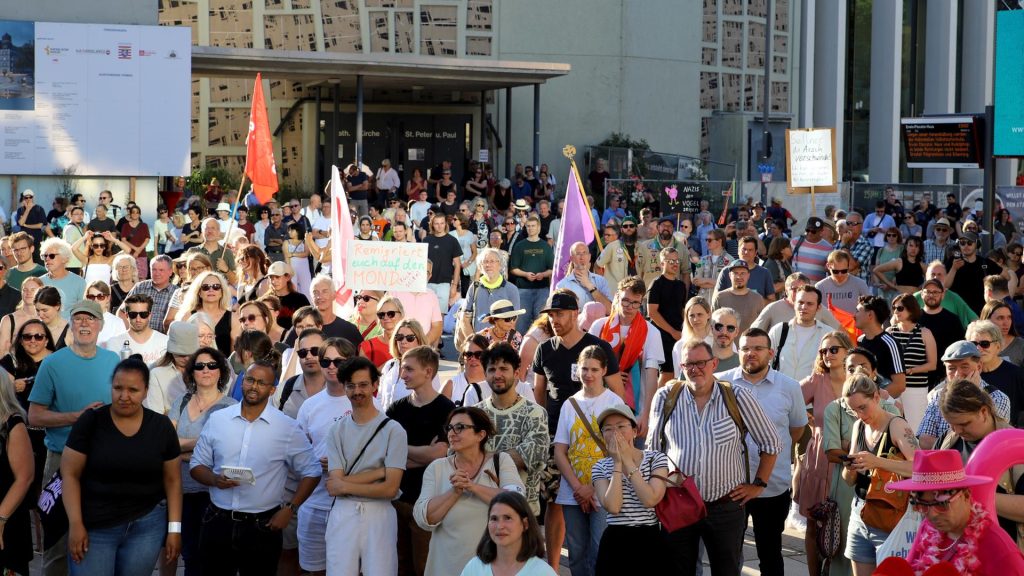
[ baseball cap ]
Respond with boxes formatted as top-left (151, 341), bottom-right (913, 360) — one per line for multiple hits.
top-left (941, 340), bottom-right (981, 362)
top-left (726, 259), bottom-right (749, 271)
top-left (540, 291), bottom-right (580, 314)
top-left (596, 404), bottom-right (637, 430)
top-left (658, 217), bottom-right (675, 226)
top-left (166, 322), bottom-right (200, 356)
top-left (499, 178), bottom-right (511, 189)
top-left (922, 278), bottom-right (944, 291)
top-left (960, 231), bottom-right (980, 243)
top-left (22, 189), bottom-right (34, 198)
top-left (805, 217), bottom-right (825, 231)
top-left (621, 216), bottom-right (637, 226)
top-left (267, 261), bottom-right (293, 277)
top-left (70, 300), bottom-right (103, 320)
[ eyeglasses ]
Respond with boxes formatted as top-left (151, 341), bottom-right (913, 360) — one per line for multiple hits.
top-left (621, 224), bottom-right (636, 229)
top-left (619, 299), bottom-right (643, 309)
top-left (444, 423), bottom-right (477, 434)
top-left (713, 322), bottom-right (736, 333)
top-left (376, 310), bottom-right (400, 320)
top-left (296, 347), bottom-right (318, 358)
top-left (819, 346), bottom-right (844, 356)
top-left (242, 375), bottom-right (274, 387)
top-left (200, 284), bottom-right (222, 292)
top-left (395, 333), bottom-right (417, 343)
top-left (85, 293), bottom-right (108, 301)
top-left (681, 358), bottom-right (712, 371)
top-left (463, 350), bottom-right (483, 360)
top-left (193, 361), bottom-right (219, 371)
top-left (663, 259), bottom-right (680, 265)
top-left (20, 333), bottom-right (46, 342)
top-left (934, 227), bottom-right (950, 232)
top-left (356, 294), bottom-right (379, 303)
top-left (970, 340), bottom-right (994, 349)
top-left (893, 305), bottom-right (905, 312)
top-left (127, 311), bottom-right (151, 319)
top-left (830, 269), bottom-right (849, 275)
top-left (909, 490), bottom-right (961, 513)
top-left (319, 358), bottom-right (346, 369)
top-left (240, 314), bottom-right (261, 324)
top-left (43, 254), bottom-right (58, 260)
top-left (885, 233), bottom-right (898, 238)
top-left (847, 221), bottom-right (863, 226)
top-left (958, 238), bottom-right (975, 246)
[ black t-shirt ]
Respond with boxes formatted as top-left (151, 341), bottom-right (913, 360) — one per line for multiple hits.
top-left (918, 308), bottom-right (965, 388)
top-left (283, 316), bottom-right (364, 348)
top-left (944, 257), bottom-right (1001, 314)
top-left (276, 291), bottom-right (311, 331)
top-left (0, 354), bottom-right (41, 411)
top-left (64, 406), bottom-right (180, 530)
top-left (86, 217), bottom-right (117, 236)
top-left (531, 333), bottom-right (621, 431)
top-left (0, 284), bottom-right (19, 318)
top-left (181, 221), bottom-right (202, 249)
top-left (439, 202), bottom-right (459, 217)
top-left (857, 332), bottom-right (904, 381)
top-left (346, 173), bottom-right (369, 201)
top-left (424, 233), bottom-right (463, 284)
top-left (983, 361), bottom-right (1024, 428)
top-left (647, 276), bottom-right (685, 332)
top-left (386, 394), bottom-right (455, 503)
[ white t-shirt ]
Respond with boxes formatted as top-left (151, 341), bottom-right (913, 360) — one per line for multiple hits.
top-left (97, 312), bottom-right (126, 347)
top-left (296, 388), bottom-right (379, 510)
top-left (553, 388), bottom-right (621, 506)
top-left (312, 214), bottom-right (331, 249)
top-left (102, 330), bottom-right (169, 365)
top-left (378, 358), bottom-right (442, 411)
top-left (587, 316), bottom-right (665, 370)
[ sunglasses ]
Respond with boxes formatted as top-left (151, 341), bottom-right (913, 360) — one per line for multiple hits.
top-left (376, 310), bottom-right (400, 320)
top-left (201, 284), bottom-right (222, 292)
top-left (713, 322), bottom-right (737, 333)
top-left (893, 305), bottom-right (905, 312)
top-left (43, 254), bottom-right (58, 260)
top-left (85, 293), bottom-right (108, 301)
top-left (958, 238), bottom-right (975, 246)
top-left (463, 350), bottom-right (483, 360)
top-left (830, 269), bottom-right (849, 275)
top-left (444, 423), bottom-right (476, 434)
top-left (92, 243), bottom-right (106, 249)
top-left (240, 314), bottom-right (261, 324)
top-left (193, 361), bottom-right (219, 371)
top-left (296, 347), bottom-right (318, 359)
top-left (127, 311), bottom-right (151, 319)
top-left (356, 295), bottom-right (378, 303)
top-left (621, 224), bottom-right (636, 229)
top-left (21, 333), bottom-right (46, 342)
top-left (970, 340), bottom-right (994, 349)
top-left (909, 490), bottom-right (961, 513)
top-left (820, 345), bottom-right (847, 356)
top-left (395, 333), bottom-right (417, 343)
top-left (319, 358), bottom-right (346, 369)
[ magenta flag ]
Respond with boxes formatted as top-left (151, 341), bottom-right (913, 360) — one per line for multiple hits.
top-left (551, 166), bottom-right (596, 289)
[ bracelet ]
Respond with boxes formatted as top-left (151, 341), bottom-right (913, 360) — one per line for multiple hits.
top-left (626, 466), bottom-right (640, 478)
top-left (167, 522), bottom-right (181, 534)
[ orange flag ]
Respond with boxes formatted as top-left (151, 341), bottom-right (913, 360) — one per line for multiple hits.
top-left (828, 295), bottom-right (862, 341)
top-left (244, 73), bottom-right (279, 204)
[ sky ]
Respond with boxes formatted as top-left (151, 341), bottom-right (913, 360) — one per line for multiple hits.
top-left (0, 20), bottom-right (35, 47)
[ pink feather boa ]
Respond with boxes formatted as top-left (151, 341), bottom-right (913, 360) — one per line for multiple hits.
top-left (910, 500), bottom-right (988, 576)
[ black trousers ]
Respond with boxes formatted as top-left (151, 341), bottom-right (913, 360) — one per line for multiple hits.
top-left (199, 505), bottom-right (282, 576)
top-left (663, 498), bottom-right (745, 576)
top-left (745, 490), bottom-right (791, 576)
top-left (596, 523), bottom-right (668, 575)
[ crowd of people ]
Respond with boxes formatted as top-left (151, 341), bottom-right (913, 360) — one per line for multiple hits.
top-left (0, 166), bottom-right (1023, 576)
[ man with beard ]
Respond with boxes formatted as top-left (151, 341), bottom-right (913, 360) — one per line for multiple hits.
top-left (531, 290), bottom-right (622, 571)
top-left (596, 215), bottom-right (640, 289)
top-left (714, 235), bottom-right (776, 301)
top-left (916, 261), bottom-right (977, 329)
top-left (478, 343), bottom-right (549, 517)
top-left (923, 217), bottom-right (955, 263)
top-left (277, 329), bottom-right (327, 417)
top-left (944, 231), bottom-right (1013, 314)
top-left (638, 217), bottom-right (692, 289)
top-left (102, 293), bottom-right (169, 365)
top-left (324, 357), bottom-right (408, 575)
top-left (711, 260), bottom-right (766, 334)
top-left (191, 357), bottom-right (321, 575)
top-left (915, 279), bottom-right (966, 388)
top-left (28, 300), bottom-right (120, 576)
top-left (39, 238), bottom-right (86, 317)
top-left (716, 328), bottom-right (806, 576)
top-left (675, 307), bottom-right (742, 378)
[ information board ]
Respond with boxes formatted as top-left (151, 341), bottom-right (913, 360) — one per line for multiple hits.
top-left (0, 20), bottom-right (191, 176)
top-left (347, 240), bottom-right (428, 292)
top-left (786, 128), bottom-right (837, 192)
top-left (995, 10), bottom-right (1024, 157)
top-left (901, 117), bottom-right (983, 169)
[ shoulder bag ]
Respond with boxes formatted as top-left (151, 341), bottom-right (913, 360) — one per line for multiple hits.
top-left (568, 397), bottom-right (608, 457)
top-left (808, 409), bottom-right (844, 573)
top-left (859, 417), bottom-right (909, 532)
top-left (650, 380), bottom-right (707, 533)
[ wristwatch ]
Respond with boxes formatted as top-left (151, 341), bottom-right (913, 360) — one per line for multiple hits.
top-left (282, 502), bottom-right (298, 513)
top-left (751, 477), bottom-right (768, 488)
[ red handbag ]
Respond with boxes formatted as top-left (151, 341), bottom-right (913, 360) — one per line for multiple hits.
top-left (652, 381), bottom-right (708, 533)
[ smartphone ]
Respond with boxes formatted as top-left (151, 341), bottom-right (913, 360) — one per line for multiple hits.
top-left (953, 250), bottom-right (963, 260)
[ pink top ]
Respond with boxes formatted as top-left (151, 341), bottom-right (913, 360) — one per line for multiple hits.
top-left (800, 372), bottom-right (840, 431)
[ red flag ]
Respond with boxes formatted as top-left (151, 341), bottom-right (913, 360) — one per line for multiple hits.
top-left (330, 166), bottom-right (355, 318)
top-left (828, 295), bottom-right (862, 341)
top-left (244, 73), bottom-right (279, 204)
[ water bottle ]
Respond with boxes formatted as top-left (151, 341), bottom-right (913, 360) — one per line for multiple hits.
top-left (120, 340), bottom-right (132, 360)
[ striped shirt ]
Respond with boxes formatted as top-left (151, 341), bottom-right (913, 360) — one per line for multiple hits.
top-left (791, 236), bottom-right (834, 283)
top-left (592, 450), bottom-right (668, 526)
top-left (887, 324), bottom-right (928, 388)
top-left (645, 381), bottom-right (781, 502)
top-left (857, 332), bottom-right (905, 380)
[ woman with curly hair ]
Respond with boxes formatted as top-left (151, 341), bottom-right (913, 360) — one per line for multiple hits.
top-left (176, 270), bottom-right (233, 356)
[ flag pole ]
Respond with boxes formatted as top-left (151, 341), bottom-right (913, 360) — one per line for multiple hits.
top-left (562, 145), bottom-right (603, 251)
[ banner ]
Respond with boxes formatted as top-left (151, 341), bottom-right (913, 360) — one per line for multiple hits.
top-left (330, 165), bottom-right (355, 317)
top-left (995, 10), bottom-right (1024, 157)
top-left (347, 240), bottom-right (428, 292)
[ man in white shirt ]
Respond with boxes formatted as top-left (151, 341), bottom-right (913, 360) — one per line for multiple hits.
top-left (301, 193), bottom-right (324, 222)
top-left (768, 285), bottom-right (833, 382)
top-left (752, 273), bottom-right (841, 331)
top-left (102, 293), bottom-right (168, 364)
top-left (310, 199), bottom-right (331, 251)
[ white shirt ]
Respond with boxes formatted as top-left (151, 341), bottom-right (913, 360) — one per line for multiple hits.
top-left (97, 312), bottom-right (125, 347)
top-left (295, 388), bottom-right (373, 510)
top-left (102, 329), bottom-right (169, 365)
top-left (191, 403), bottom-right (321, 513)
top-left (378, 358), bottom-right (442, 411)
top-left (587, 316), bottom-right (665, 370)
top-left (312, 214), bottom-right (331, 249)
top-left (376, 167), bottom-right (401, 192)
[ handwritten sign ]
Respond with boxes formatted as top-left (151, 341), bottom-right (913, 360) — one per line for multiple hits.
top-left (787, 128), bottom-right (836, 190)
top-left (347, 240), bottom-right (428, 292)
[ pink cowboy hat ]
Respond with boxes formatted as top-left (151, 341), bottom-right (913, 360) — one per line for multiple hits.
top-left (887, 450), bottom-right (991, 492)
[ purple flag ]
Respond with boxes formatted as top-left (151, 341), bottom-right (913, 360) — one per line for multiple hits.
top-left (552, 166), bottom-right (596, 289)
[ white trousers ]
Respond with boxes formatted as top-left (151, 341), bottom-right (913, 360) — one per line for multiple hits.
top-left (326, 498), bottom-right (398, 576)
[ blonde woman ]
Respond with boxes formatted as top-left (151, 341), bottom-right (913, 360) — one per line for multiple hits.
top-left (358, 295), bottom-right (405, 369)
top-left (175, 270), bottom-right (233, 355)
top-left (0, 277), bottom-right (42, 357)
top-left (378, 319), bottom-right (447, 409)
top-left (352, 290), bottom-right (384, 341)
top-left (163, 253), bottom-right (213, 332)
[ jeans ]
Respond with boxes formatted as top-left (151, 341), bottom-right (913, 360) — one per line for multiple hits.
top-left (562, 504), bottom-right (607, 576)
top-left (68, 501), bottom-right (167, 576)
top-left (350, 199), bottom-right (369, 218)
top-left (744, 490), bottom-right (791, 576)
top-left (664, 498), bottom-right (745, 576)
top-left (199, 505), bottom-right (283, 576)
top-left (516, 287), bottom-right (549, 334)
top-left (427, 282), bottom-right (452, 315)
top-left (180, 492), bottom-right (210, 576)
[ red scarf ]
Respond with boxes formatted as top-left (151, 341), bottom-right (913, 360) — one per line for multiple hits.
top-left (599, 312), bottom-right (647, 408)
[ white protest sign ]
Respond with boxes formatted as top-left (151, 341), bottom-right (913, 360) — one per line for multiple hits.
top-left (347, 240), bottom-right (428, 292)
top-left (787, 128), bottom-right (836, 188)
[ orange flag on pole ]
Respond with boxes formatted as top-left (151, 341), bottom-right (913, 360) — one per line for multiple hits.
top-left (244, 73), bottom-right (279, 204)
top-left (828, 295), bottom-right (862, 342)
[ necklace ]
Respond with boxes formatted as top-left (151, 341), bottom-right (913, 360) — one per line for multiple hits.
top-left (193, 393), bottom-right (218, 413)
top-left (935, 535), bottom-right (961, 552)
